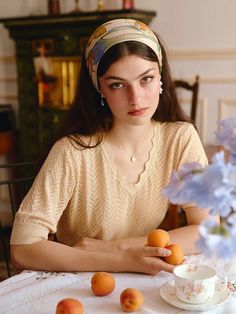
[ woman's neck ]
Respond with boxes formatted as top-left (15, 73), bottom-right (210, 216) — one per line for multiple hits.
top-left (105, 121), bottom-right (155, 183)
top-left (106, 121), bottom-right (155, 154)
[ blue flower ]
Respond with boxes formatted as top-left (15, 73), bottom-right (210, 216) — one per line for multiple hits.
top-left (164, 118), bottom-right (236, 260)
top-left (215, 118), bottom-right (236, 164)
top-left (163, 163), bottom-right (203, 204)
top-left (196, 219), bottom-right (236, 260)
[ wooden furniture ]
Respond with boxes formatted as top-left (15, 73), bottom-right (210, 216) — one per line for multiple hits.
top-left (174, 75), bottom-right (199, 123)
top-left (166, 76), bottom-right (200, 229)
top-left (161, 76), bottom-right (200, 230)
top-left (0, 161), bottom-right (37, 277)
top-left (0, 105), bottom-right (16, 159)
top-left (0, 9), bottom-right (156, 162)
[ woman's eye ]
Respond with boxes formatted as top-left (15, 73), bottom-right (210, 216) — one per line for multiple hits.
top-left (109, 82), bottom-right (124, 89)
top-left (142, 76), bottom-right (153, 84)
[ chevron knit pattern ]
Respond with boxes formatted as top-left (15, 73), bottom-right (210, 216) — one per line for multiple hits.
top-left (11, 122), bottom-right (208, 246)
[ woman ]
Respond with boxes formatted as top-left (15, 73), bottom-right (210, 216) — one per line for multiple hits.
top-left (10, 19), bottom-right (209, 275)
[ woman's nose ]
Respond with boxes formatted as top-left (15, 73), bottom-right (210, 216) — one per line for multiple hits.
top-left (128, 85), bottom-right (141, 104)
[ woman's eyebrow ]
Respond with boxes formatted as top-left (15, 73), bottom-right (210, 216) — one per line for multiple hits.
top-left (104, 68), bottom-right (157, 81)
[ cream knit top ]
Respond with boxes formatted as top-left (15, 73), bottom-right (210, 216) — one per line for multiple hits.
top-left (11, 122), bottom-right (208, 246)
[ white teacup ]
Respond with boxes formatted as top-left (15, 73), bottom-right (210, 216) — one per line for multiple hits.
top-left (173, 264), bottom-right (227, 304)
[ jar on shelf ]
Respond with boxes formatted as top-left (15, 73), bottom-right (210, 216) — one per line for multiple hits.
top-left (122, 0), bottom-right (134, 9)
top-left (97, 0), bottom-right (104, 11)
top-left (48, 0), bottom-right (60, 15)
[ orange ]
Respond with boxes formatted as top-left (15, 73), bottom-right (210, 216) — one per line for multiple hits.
top-left (147, 229), bottom-right (170, 248)
top-left (91, 272), bottom-right (115, 296)
top-left (120, 288), bottom-right (144, 312)
top-left (56, 298), bottom-right (84, 314)
top-left (163, 243), bottom-right (184, 265)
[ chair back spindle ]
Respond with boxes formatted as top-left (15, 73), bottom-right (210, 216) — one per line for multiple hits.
top-left (0, 161), bottom-right (37, 278)
top-left (174, 75), bottom-right (199, 123)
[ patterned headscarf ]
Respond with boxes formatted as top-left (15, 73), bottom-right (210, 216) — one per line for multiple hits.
top-left (85, 18), bottom-right (162, 91)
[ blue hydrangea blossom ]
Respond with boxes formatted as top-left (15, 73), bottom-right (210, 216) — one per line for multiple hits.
top-left (164, 118), bottom-right (236, 260)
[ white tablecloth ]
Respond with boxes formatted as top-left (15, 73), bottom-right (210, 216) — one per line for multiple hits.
top-left (0, 255), bottom-right (235, 314)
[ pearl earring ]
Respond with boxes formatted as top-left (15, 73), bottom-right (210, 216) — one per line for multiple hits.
top-left (160, 80), bottom-right (163, 94)
top-left (101, 94), bottom-right (105, 106)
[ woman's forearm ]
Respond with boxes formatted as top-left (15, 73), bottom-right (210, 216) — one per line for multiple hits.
top-left (10, 239), bottom-right (174, 275)
top-left (11, 240), bottom-right (123, 272)
top-left (73, 226), bottom-right (201, 258)
top-left (168, 224), bottom-right (201, 255)
top-left (73, 236), bottom-right (147, 252)
top-left (10, 225), bottom-right (201, 274)
top-left (113, 225), bottom-right (201, 255)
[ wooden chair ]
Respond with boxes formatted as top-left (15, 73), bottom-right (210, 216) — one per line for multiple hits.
top-left (163, 76), bottom-right (200, 230)
top-left (0, 161), bottom-right (37, 277)
top-left (174, 75), bottom-right (199, 123)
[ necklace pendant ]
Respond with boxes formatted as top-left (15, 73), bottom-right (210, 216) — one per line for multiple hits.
top-left (130, 156), bottom-right (136, 162)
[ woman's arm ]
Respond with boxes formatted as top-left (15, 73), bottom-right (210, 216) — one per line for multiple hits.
top-left (74, 205), bottom-right (212, 256)
top-left (10, 240), bottom-right (174, 275)
top-left (10, 203), bottom-right (212, 275)
top-left (168, 205), bottom-right (218, 255)
top-left (10, 209), bottom-right (207, 275)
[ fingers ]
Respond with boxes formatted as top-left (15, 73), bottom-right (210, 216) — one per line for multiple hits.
top-left (158, 258), bottom-right (175, 273)
top-left (142, 245), bottom-right (171, 258)
top-left (140, 246), bottom-right (176, 273)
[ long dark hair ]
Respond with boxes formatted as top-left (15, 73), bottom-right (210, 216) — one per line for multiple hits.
top-left (44, 34), bottom-right (191, 155)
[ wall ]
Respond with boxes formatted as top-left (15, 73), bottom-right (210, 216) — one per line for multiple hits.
top-left (148, 0), bottom-right (236, 144)
top-left (0, 0), bottom-right (236, 144)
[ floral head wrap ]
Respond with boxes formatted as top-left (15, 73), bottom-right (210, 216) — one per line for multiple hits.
top-left (85, 18), bottom-right (162, 91)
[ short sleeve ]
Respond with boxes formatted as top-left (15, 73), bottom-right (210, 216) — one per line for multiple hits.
top-left (10, 138), bottom-right (75, 245)
top-left (176, 124), bottom-right (208, 169)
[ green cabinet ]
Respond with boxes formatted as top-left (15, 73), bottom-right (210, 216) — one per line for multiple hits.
top-left (0, 9), bottom-right (156, 161)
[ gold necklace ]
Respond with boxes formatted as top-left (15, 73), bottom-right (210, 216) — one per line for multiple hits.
top-left (113, 143), bottom-right (139, 163)
top-left (110, 124), bottom-right (154, 163)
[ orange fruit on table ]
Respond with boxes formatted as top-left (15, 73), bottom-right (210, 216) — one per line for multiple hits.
top-left (163, 243), bottom-right (184, 265)
top-left (120, 288), bottom-right (144, 312)
top-left (147, 229), bottom-right (170, 248)
top-left (91, 271), bottom-right (115, 296)
top-left (56, 298), bottom-right (84, 314)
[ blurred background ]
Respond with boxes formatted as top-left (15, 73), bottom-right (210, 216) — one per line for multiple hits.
top-left (0, 0), bottom-right (235, 148)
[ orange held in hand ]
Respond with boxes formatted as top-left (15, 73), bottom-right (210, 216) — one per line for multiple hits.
top-left (55, 298), bottom-right (84, 314)
top-left (91, 271), bottom-right (115, 296)
top-left (120, 288), bottom-right (144, 312)
top-left (163, 243), bottom-right (184, 265)
top-left (147, 229), bottom-right (170, 248)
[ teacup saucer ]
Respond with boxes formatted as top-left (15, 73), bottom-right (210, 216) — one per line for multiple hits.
top-left (160, 280), bottom-right (231, 311)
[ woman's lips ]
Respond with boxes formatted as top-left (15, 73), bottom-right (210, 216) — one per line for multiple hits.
top-left (128, 108), bottom-right (147, 116)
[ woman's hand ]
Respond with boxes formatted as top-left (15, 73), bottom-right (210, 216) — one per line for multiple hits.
top-left (120, 245), bottom-right (175, 275)
top-left (74, 238), bottom-right (174, 275)
top-left (11, 238), bottom-right (175, 274)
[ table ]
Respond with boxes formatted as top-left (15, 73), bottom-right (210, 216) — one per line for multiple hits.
top-left (0, 254), bottom-right (235, 314)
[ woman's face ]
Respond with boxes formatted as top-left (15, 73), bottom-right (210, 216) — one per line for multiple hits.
top-left (98, 55), bottom-right (161, 126)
